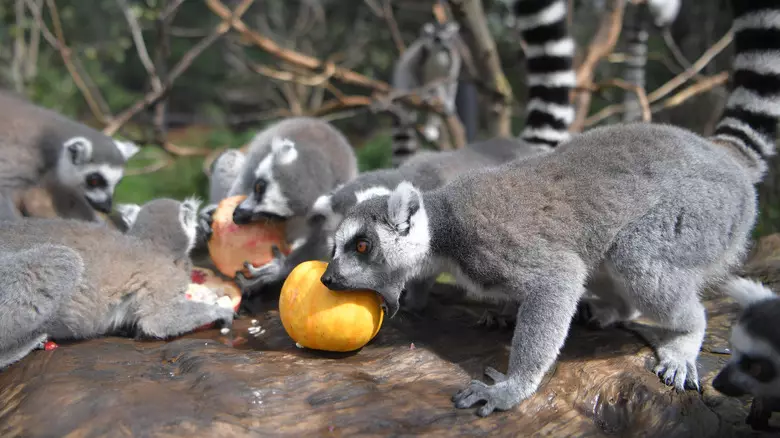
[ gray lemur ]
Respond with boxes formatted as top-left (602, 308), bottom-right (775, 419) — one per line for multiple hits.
top-left (322, 0), bottom-right (780, 416)
top-left (0, 91), bottom-right (140, 217)
top-left (0, 197), bottom-right (234, 370)
top-left (390, 21), bottom-right (462, 164)
top-left (712, 278), bottom-right (780, 430)
top-left (236, 0), bottom-right (576, 304)
top-left (197, 117), bottom-right (357, 252)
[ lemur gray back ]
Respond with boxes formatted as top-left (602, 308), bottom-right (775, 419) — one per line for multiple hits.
top-left (0, 91), bottom-right (139, 214)
top-left (228, 117), bottom-right (357, 217)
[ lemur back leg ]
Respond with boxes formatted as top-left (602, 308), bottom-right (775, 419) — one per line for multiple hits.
top-left (0, 245), bottom-right (83, 368)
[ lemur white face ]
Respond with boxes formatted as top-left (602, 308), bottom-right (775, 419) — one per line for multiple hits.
top-left (321, 182), bottom-right (431, 317)
top-left (713, 324), bottom-right (780, 398)
top-left (233, 137), bottom-right (297, 223)
top-left (57, 137), bottom-right (128, 213)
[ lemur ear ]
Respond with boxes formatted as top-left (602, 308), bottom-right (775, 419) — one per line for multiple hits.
top-left (114, 139), bottom-right (140, 162)
top-left (387, 181), bottom-right (421, 234)
top-left (271, 137), bottom-right (298, 165)
top-left (64, 137), bottom-right (93, 165)
top-left (116, 203), bottom-right (141, 229)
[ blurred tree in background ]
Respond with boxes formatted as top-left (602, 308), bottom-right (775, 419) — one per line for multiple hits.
top-left (0, 0), bottom-right (777, 235)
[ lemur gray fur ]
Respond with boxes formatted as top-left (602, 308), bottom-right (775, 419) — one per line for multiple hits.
top-left (0, 91), bottom-right (140, 217)
top-left (712, 278), bottom-right (780, 430)
top-left (620, 0), bottom-right (680, 122)
top-left (0, 197), bottom-right (234, 370)
top-left (196, 117), bottom-right (357, 253)
top-left (235, 0), bottom-right (576, 303)
top-left (322, 0), bottom-right (780, 416)
top-left (390, 21), bottom-right (462, 165)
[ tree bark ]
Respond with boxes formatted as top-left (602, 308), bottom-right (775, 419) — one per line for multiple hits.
top-left (448, 0), bottom-right (513, 137)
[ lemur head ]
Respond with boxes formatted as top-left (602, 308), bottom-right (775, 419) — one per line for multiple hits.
top-left (55, 134), bottom-right (139, 214)
top-left (713, 297), bottom-right (780, 399)
top-left (233, 136), bottom-right (304, 224)
top-left (322, 182), bottom-right (430, 317)
top-left (420, 21), bottom-right (460, 47)
top-left (125, 197), bottom-right (202, 261)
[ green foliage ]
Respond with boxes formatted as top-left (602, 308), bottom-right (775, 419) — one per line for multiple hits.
top-left (355, 132), bottom-right (393, 172)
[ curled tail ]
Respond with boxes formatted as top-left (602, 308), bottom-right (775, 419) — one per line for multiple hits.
top-left (711, 0), bottom-right (780, 182)
top-left (513, 0), bottom-right (576, 147)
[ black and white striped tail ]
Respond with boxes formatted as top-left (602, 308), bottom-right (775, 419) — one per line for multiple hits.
top-left (513, 0), bottom-right (576, 148)
top-left (712, 0), bottom-right (780, 181)
top-left (622, 2), bottom-right (649, 122)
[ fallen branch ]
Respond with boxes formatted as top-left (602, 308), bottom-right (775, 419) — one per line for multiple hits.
top-left (249, 61), bottom-right (336, 87)
top-left (570, 0), bottom-right (625, 132)
top-left (103, 0), bottom-right (254, 135)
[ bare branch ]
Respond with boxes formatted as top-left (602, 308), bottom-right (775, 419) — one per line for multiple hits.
top-left (125, 155), bottom-right (174, 176)
top-left (570, 0), bottom-right (626, 132)
top-left (383, 0), bottom-right (405, 54)
top-left (102, 0), bottom-right (254, 135)
top-left (116, 0), bottom-right (162, 92)
top-left (584, 79), bottom-right (651, 126)
top-left (42, 0), bottom-right (113, 124)
top-left (650, 71), bottom-right (729, 112)
top-left (647, 29), bottom-right (733, 102)
top-left (206, 0), bottom-right (391, 92)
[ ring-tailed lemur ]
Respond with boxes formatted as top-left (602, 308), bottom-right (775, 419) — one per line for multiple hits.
top-left (0, 197), bottom-right (234, 369)
top-left (196, 117), bottom-right (357, 253)
top-left (712, 278), bottom-right (780, 430)
top-left (621, 0), bottom-right (680, 122)
top-left (322, 0), bottom-right (780, 416)
top-left (390, 21), bottom-right (463, 165)
top-left (0, 91), bottom-right (140, 217)
top-left (236, 0), bottom-right (576, 306)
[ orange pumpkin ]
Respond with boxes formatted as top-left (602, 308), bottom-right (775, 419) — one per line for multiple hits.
top-left (207, 195), bottom-right (290, 277)
top-left (279, 261), bottom-right (384, 352)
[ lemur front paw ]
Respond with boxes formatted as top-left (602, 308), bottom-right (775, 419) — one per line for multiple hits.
top-left (452, 367), bottom-right (521, 417)
top-left (653, 353), bottom-right (700, 392)
top-left (746, 397), bottom-right (774, 430)
top-left (196, 204), bottom-right (217, 241)
top-left (235, 246), bottom-right (286, 294)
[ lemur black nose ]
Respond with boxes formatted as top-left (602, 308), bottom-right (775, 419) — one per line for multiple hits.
top-left (232, 207), bottom-right (253, 224)
top-left (321, 274), bottom-right (333, 287)
top-left (88, 197), bottom-right (112, 214)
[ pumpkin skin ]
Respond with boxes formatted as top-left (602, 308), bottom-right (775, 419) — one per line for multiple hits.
top-left (208, 195), bottom-right (290, 277)
top-left (279, 261), bottom-right (384, 352)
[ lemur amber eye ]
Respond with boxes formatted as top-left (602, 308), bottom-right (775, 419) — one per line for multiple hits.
top-left (85, 173), bottom-right (105, 188)
top-left (356, 238), bottom-right (371, 254)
